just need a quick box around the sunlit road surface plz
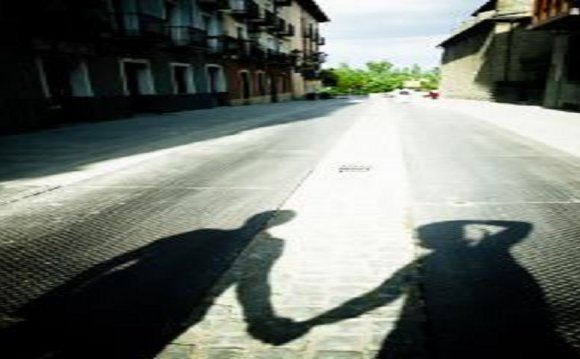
[395,99,580,358]
[1,97,580,359]
[0,99,364,358]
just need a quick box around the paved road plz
[2,98,580,359]
[393,100,580,358]
[0,99,363,358]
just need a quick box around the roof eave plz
[296,0,330,23]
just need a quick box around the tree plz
[319,69,339,87]
[323,61,440,95]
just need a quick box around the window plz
[121,59,155,95]
[240,71,252,99]
[281,74,290,93]
[256,72,266,96]
[38,58,93,99]
[171,64,195,94]
[206,65,227,93]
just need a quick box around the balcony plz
[260,10,278,27]
[266,50,294,66]
[111,13,168,41]
[301,69,320,80]
[317,36,326,46]
[311,30,320,43]
[246,42,267,60]
[303,27,314,38]
[303,51,327,65]
[198,0,230,10]
[274,0,292,7]
[206,36,266,60]
[207,35,244,54]
[314,51,327,63]
[247,22,262,33]
[167,26,207,48]
[279,23,296,37]
[272,17,287,33]
[230,0,261,20]
[532,0,580,29]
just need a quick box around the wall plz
[440,25,496,100]
[543,34,580,109]
[497,0,535,14]
[440,18,552,103]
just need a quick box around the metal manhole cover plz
[338,164,372,173]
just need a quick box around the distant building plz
[531,0,580,110]
[0,0,329,135]
[403,79,427,90]
[439,0,552,104]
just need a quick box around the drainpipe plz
[504,20,516,83]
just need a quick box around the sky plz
[314,0,485,69]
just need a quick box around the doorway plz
[122,60,154,96]
[240,71,251,100]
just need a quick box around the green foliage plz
[324,61,440,95]
[319,69,338,87]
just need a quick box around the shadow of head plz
[418,220,533,250]
[244,210,296,232]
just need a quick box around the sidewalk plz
[422,99,580,159]
[156,99,425,359]
[0,100,353,206]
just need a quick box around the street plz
[1,98,580,358]
[396,100,580,358]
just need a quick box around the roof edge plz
[296,0,330,23]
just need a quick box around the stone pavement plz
[422,99,580,158]
[155,98,426,359]
[0,100,354,206]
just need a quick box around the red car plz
[427,90,440,100]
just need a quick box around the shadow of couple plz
[1,210,577,358]
[230,212,578,359]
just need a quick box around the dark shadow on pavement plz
[0,210,295,359]
[0,100,358,183]
[233,220,579,359]
[409,220,578,359]
[3,216,577,359]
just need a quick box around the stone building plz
[206,0,328,106]
[531,0,580,110]
[439,0,552,104]
[0,0,328,134]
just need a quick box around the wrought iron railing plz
[230,0,261,19]
[112,12,168,40]
[198,0,230,10]
[274,0,292,7]
[167,26,207,48]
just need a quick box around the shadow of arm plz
[305,263,416,326]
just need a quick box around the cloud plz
[317,0,478,17]
[315,0,484,68]
[323,35,447,69]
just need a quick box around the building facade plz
[532,0,580,110]
[0,0,329,135]
[439,0,552,104]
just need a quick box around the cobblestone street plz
[1,98,580,358]
[156,100,423,359]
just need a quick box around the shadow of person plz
[0,210,296,359]
[400,220,578,359]
[238,220,578,359]
[4,217,577,358]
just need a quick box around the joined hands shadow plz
[2,214,577,359]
